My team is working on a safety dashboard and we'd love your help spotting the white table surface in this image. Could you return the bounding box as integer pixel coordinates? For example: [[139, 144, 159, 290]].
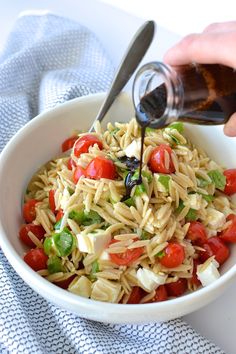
[[0, 1, 235, 353]]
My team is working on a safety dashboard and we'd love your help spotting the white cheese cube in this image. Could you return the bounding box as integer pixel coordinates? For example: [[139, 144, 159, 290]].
[[206, 208, 226, 229], [137, 268, 167, 292], [77, 229, 111, 255], [186, 194, 202, 210], [68, 276, 92, 298], [99, 250, 111, 261], [197, 259, 220, 287], [91, 279, 121, 303], [124, 140, 141, 160]]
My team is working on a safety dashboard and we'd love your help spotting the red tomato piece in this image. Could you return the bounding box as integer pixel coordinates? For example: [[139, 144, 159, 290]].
[[149, 285, 168, 302], [166, 279, 187, 297], [54, 275, 76, 289], [56, 209, 64, 222], [127, 286, 146, 304], [49, 190, 56, 213], [74, 135, 103, 157], [187, 221, 208, 246], [23, 199, 38, 223], [73, 166, 86, 184], [67, 158, 77, 171], [223, 169, 236, 196], [220, 214, 236, 243], [85, 157, 116, 180], [149, 144, 175, 174], [109, 239, 143, 266], [62, 136, 78, 152], [19, 224, 45, 248], [189, 259, 201, 287], [159, 242, 185, 268], [199, 236, 230, 265], [24, 248, 48, 271]]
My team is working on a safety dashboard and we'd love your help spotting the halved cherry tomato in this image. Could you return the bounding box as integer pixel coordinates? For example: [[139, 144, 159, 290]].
[[23, 199, 38, 223], [19, 224, 45, 248], [127, 286, 146, 304], [54, 275, 76, 289], [149, 144, 175, 174], [159, 242, 185, 268], [73, 166, 86, 184], [56, 209, 64, 222], [223, 169, 236, 196], [220, 214, 236, 243], [166, 279, 187, 297], [199, 236, 230, 265], [24, 248, 48, 271], [49, 190, 56, 213], [189, 259, 201, 287], [74, 135, 103, 157], [62, 136, 78, 152], [85, 157, 116, 180], [149, 285, 168, 302], [187, 221, 207, 246], [109, 239, 143, 266], [67, 158, 76, 171]]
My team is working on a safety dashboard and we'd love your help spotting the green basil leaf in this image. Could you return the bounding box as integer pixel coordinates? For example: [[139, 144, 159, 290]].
[[207, 170, 226, 190], [169, 122, 184, 133], [198, 192, 214, 202], [185, 208, 197, 221], [134, 183, 146, 196], [175, 200, 185, 214], [47, 256, 64, 274], [44, 237, 53, 256], [124, 197, 135, 207], [158, 175, 170, 191], [110, 127, 120, 136], [140, 230, 151, 240], [54, 219, 62, 231], [69, 209, 102, 226], [53, 227, 74, 257], [155, 250, 165, 258], [146, 127, 156, 133], [197, 177, 211, 188]]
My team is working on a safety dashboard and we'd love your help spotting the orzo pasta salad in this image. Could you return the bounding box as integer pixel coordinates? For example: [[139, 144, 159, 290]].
[[20, 119, 236, 304]]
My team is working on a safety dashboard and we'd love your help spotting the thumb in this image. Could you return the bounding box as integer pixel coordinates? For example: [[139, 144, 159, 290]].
[[224, 113, 236, 137]]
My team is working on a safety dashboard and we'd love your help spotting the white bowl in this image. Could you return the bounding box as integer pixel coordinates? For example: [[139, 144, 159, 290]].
[[0, 92, 236, 324]]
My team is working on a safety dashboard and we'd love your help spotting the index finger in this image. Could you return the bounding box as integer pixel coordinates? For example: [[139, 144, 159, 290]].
[[164, 32, 236, 68]]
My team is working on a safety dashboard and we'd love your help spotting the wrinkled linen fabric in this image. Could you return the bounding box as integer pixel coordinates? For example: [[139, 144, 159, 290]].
[[0, 13, 225, 354]]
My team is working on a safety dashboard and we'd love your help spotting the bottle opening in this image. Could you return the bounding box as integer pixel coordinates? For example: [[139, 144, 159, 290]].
[[132, 62, 182, 129]]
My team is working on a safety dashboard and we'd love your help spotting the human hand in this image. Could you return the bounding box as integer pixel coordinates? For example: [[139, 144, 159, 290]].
[[164, 21, 236, 137]]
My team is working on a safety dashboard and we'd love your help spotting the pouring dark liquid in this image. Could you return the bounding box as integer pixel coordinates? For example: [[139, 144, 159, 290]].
[[127, 63, 236, 199]]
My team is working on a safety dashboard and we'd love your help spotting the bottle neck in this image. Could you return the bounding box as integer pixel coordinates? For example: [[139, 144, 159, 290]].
[[132, 61, 184, 128]]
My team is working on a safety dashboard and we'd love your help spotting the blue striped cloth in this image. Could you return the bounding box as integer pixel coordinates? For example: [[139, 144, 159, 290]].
[[0, 13, 224, 354]]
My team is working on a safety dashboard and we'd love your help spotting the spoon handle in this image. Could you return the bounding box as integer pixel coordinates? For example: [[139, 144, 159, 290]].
[[89, 20, 155, 132]]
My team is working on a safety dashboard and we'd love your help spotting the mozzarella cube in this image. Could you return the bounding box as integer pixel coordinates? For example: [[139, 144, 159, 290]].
[[91, 279, 121, 303], [77, 229, 111, 255], [68, 276, 92, 298], [60, 188, 71, 210], [99, 250, 111, 261], [197, 259, 220, 287], [186, 194, 202, 210], [124, 140, 141, 160], [206, 208, 226, 229], [137, 268, 167, 292]]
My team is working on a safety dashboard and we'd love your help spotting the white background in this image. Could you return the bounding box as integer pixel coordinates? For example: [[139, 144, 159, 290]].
[[0, 1, 236, 353]]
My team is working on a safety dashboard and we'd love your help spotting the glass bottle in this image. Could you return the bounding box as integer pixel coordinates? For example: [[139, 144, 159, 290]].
[[132, 61, 236, 129]]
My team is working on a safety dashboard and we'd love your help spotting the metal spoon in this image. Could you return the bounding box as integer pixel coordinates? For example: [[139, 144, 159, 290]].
[[89, 20, 155, 131], [26, 21, 155, 193]]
